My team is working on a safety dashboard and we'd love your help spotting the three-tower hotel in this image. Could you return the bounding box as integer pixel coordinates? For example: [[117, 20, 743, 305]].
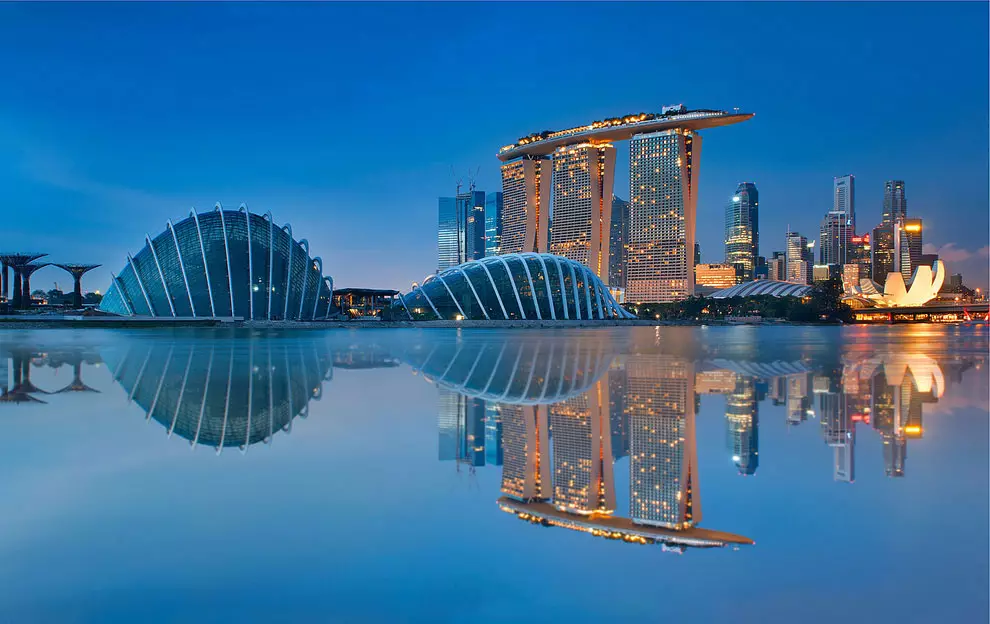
[[496, 106, 752, 302]]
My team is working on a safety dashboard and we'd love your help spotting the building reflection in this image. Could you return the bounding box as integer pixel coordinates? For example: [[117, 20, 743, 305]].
[[103, 338, 334, 452], [430, 336, 985, 551]]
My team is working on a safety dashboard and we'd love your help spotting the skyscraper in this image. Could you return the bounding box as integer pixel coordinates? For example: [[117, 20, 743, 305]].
[[895, 218, 924, 281], [833, 175, 856, 233], [550, 143, 616, 281], [484, 191, 503, 257], [819, 210, 852, 266], [882, 180, 907, 226], [437, 197, 460, 272], [499, 156, 550, 255], [785, 231, 811, 285], [724, 182, 759, 280], [608, 196, 630, 289], [458, 190, 487, 262], [627, 129, 701, 302], [871, 224, 895, 286], [768, 251, 786, 281], [439, 191, 486, 271]]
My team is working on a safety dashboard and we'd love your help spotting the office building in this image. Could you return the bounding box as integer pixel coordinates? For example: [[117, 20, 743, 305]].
[[458, 191, 487, 263], [871, 224, 896, 287], [438, 197, 460, 271], [695, 263, 739, 292], [896, 218, 923, 281], [882, 180, 907, 226], [754, 255, 768, 280], [820, 210, 852, 266], [499, 156, 550, 255], [724, 182, 759, 280], [785, 231, 811, 285], [484, 192, 503, 257], [609, 196, 630, 289], [628, 129, 700, 302], [848, 233, 872, 280], [833, 175, 856, 233], [767, 251, 786, 281], [550, 143, 616, 281]]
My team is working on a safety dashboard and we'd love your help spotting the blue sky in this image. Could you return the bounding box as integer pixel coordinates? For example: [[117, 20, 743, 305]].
[[1, 2, 987, 293]]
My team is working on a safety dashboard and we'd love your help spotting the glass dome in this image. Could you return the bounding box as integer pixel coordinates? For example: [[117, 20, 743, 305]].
[[393, 253, 634, 321], [99, 204, 333, 320]]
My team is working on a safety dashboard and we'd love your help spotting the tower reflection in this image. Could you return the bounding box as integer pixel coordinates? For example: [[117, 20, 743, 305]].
[[429, 334, 985, 551]]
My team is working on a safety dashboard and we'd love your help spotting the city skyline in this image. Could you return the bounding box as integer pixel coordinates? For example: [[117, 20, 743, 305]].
[[1, 2, 987, 294]]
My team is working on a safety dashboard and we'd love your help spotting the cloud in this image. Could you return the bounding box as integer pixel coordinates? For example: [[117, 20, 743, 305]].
[[921, 243, 990, 289], [922, 242, 988, 263]]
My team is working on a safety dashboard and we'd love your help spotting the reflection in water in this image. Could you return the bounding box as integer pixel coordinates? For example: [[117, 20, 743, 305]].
[[424, 336, 985, 552], [103, 338, 334, 452], [0, 329, 984, 553]]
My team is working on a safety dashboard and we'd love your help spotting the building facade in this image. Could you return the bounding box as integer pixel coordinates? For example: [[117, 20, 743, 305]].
[[608, 196, 630, 290], [833, 175, 856, 233], [485, 191, 503, 257], [820, 210, 852, 266], [627, 129, 701, 302], [500, 156, 550, 255], [896, 218, 923, 281], [695, 263, 738, 291], [99, 205, 333, 320], [882, 180, 907, 226], [785, 231, 811, 285], [768, 251, 786, 281], [724, 182, 759, 280], [549, 143, 616, 282], [458, 191, 487, 263], [438, 196, 460, 272], [871, 224, 896, 286]]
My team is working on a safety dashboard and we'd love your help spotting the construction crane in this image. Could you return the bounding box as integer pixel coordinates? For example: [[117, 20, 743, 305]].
[[450, 165, 463, 196], [467, 166, 481, 193]]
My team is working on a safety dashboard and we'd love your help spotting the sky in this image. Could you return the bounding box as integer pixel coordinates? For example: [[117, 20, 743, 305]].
[[1, 2, 987, 294]]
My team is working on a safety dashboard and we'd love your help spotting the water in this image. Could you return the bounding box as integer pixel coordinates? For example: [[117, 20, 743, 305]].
[[0, 325, 987, 623]]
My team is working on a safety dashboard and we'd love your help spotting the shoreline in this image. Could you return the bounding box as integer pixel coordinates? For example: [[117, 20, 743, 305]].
[[0, 316, 839, 330]]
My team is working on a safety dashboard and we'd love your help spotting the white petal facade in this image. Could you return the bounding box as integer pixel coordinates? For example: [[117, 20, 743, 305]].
[[844, 260, 946, 308], [395, 253, 635, 321], [99, 204, 334, 320]]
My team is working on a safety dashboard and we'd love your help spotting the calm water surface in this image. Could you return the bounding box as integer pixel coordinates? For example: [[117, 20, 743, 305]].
[[0, 325, 987, 623]]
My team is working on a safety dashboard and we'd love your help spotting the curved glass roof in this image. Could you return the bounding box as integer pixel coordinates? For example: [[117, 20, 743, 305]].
[[395, 253, 635, 321], [710, 280, 812, 299], [102, 336, 333, 452], [99, 204, 333, 320], [402, 336, 615, 405]]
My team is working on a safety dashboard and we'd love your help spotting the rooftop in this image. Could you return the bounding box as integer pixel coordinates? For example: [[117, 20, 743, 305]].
[[497, 108, 753, 161]]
